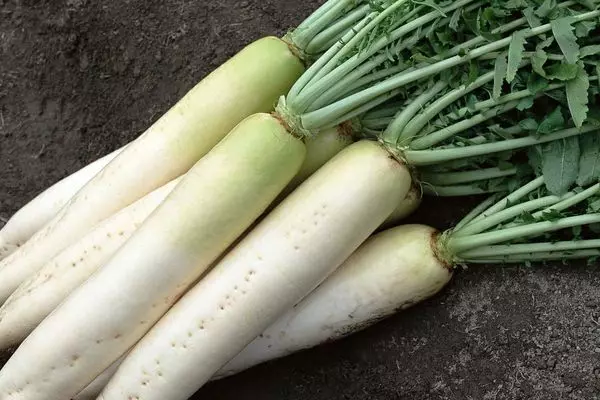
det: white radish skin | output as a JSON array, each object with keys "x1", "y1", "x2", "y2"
[
  {"x1": 71, "y1": 355, "x2": 127, "y2": 400},
  {"x1": 0, "y1": 178, "x2": 180, "y2": 350},
  {"x1": 0, "y1": 147, "x2": 124, "y2": 261},
  {"x1": 383, "y1": 185, "x2": 422, "y2": 227},
  {"x1": 98, "y1": 140, "x2": 410, "y2": 400},
  {"x1": 217, "y1": 224, "x2": 452, "y2": 377},
  {"x1": 0, "y1": 36, "x2": 304, "y2": 304},
  {"x1": 0, "y1": 126, "x2": 351, "y2": 352},
  {"x1": 0, "y1": 113, "x2": 306, "y2": 400},
  {"x1": 74, "y1": 224, "x2": 451, "y2": 399}
]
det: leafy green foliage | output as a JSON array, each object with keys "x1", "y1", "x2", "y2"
[
  {"x1": 551, "y1": 18, "x2": 581, "y2": 64},
  {"x1": 507, "y1": 31, "x2": 527, "y2": 83},
  {"x1": 541, "y1": 137, "x2": 580, "y2": 195},
  {"x1": 577, "y1": 133, "x2": 600, "y2": 186},
  {"x1": 566, "y1": 62, "x2": 590, "y2": 127}
]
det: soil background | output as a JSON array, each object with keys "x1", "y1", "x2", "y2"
[{"x1": 1, "y1": 1, "x2": 600, "y2": 399}]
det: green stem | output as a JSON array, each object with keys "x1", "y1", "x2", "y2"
[
  {"x1": 300, "y1": 10, "x2": 600, "y2": 130},
  {"x1": 461, "y1": 176, "x2": 545, "y2": 229},
  {"x1": 305, "y1": 4, "x2": 372, "y2": 54},
  {"x1": 326, "y1": 87, "x2": 406, "y2": 129},
  {"x1": 302, "y1": 2, "x2": 424, "y2": 94},
  {"x1": 465, "y1": 249, "x2": 600, "y2": 263},
  {"x1": 423, "y1": 183, "x2": 508, "y2": 197},
  {"x1": 459, "y1": 239, "x2": 600, "y2": 259},
  {"x1": 404, "y1": 125, "x2": 599, "y2": 166},
  {"x1": 295, "y1": 0, "x2": 345, "y2": 32},
  {"x1": 336, "y1": 65, "x2": 412, "y2": 101},
  {"x1": 399, "y1": 71, "x2": 495, "y2": 141},
  {"x1": 423, "y1": 77, "x2": 551, "y2": 133},
  {"x1": 286, "y1": 12, "x2": 373, "y2": 104},
  {"x1": 307, "y1": 32, "x2": 421, "y2": 112},
  {"x1": 293, "y1": 0, "x2": 477, "y2": 114},
  {"x1": 453, "y1": 194, "x2": 503, "y2": 232},
  {"x1": 383, "y1": 81, "x2": 448, "y2": 144},
  {"x1": 448, "y1": 214, "x2": 600, "y2": 254},
  {"x1": 530, "y1": 183, "x2": 600, "y2": 219},
  {"x1": 291, "y1": 0, "x2": 415, "y2": 108},
  {"x1": 421, "y1": 167, "x2": 517, "y2": 186},
  {"x1": 291, "y1": 0, "x2": 359, "y2": 51},
  {"x1": 410, "y1": 100, "x2": 522, "y2": 149},
  {"x1": 455, "y1": 194, "x2": 569, "y2": 237}
]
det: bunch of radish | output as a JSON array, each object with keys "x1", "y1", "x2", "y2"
[{"x1": 1, "y1": 0, "x2": 600, "y2": 399}]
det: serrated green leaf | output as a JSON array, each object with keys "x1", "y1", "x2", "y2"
[
  {"x1": 588, "y1": 200, "x2": 600, "y2": 214},
  {"x1": 507, "y1": 30, "x2": 527, "y2": 83},
  {"x1": 566, "y1": 62, "x2": 590, "y2": 128},
  {"x1": 551, "y1": 18, "x2": 580, "y2": 64},
  {"x1": 575, "y1": 20, "x2": 597, "y2": 38},
  {"x1": 528, "y1": 72, "x2": 549, "y2": 94},
  {"x1": 538, "y1": 107, "x2": 565, "y2": 134},
  {"x1": 580, "y1": 45, "x2": 600, "y2": 59},
  {"x1": 541, "y1": 136, "x2": 580, "y2": 195},
  {"x1": 413, "y1": 0, "x2": 447, "y2": 16},
  {"x1": 536, "y1": 36, "x2": 555, "y2": 51},
  {"x1": 546, "y1": 63, "x2": 580, "y2": 81},
  {"x1": 577, "y1": 132, "x2": 600, "y2": 186},
  {"x1": 517, "y1": 97, "x2": 535, "y2": 110},
  {"x1": 520, "y1": 118, "x2": 539, "y2": 131},
  {"x1": 529, "y1": 145, "x2": 544, "y2": 175},
  {"x1": 524, "y1": 7, "x2": 542, "y2": 28},
  {"x1": 520, "y1": 211, "x2": 537, "y2": 223},
  {"x1": 532, "y1": 49, "x2": 548, "y2": 77},
  {"x1": 449, "y1": 8, "x2": 461, "y2": 31},
  {"x1": 493, "y1": 54, "x2": 508, "y2": 99},
  {"x1": 572, "y1": 225, "x2": 582, "y2": 240},
  {"x1": 504, "y1": 0, "x2": 531, "y2": 9},
  {"x1": 535, "y1": 0, "x2": 557, "y2": 18},
  {"x1": 468, "y1": 60, "x2": 479, "y2": 84},
  {"x1": 541, "y1": 209, "x2": 564, "y2": 222}
]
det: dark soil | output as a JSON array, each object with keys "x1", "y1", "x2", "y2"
[{"x1": 1, "y1": 1, "x2": 599, "y2": 399}]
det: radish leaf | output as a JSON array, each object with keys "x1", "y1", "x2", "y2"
[
  {"x1": 507, "y1": 31, "x2": 527, "y2": 83},
  {"x1": 537, "y1": 107, "x2": 565, "y2": 134},
  {"x1": 577, "y1": 133, "x2": 600, "y2": 186},
  {"x1": 551, "y1": 18, "x2": 580, "y2": 64},
  {"x1": 541, "y1": 136, "x2": 580, "y2": 195},
  {"x1": 566, "y1": 62, "x2": 590, "y2": 128},
  {"x1": 546, "y1": 63, "x2": 581, "y2": 81},
  {"x1": 493, "y1": 53, "x2": 508, "y2": 99}
]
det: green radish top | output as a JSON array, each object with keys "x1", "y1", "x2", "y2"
[
  {"x1": 281, "y1": 0, "x2": 600, "y2": 189},
  {"x1": 431, "y1": 173, "x2": 600, "y2": 267}
]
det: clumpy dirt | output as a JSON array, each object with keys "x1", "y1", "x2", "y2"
[{"x1": 1, "y1": 1, "x2": 599, "y2": 399}]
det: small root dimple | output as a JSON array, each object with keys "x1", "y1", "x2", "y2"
[{"x1": 114, "y1": 333, "x2": 122, "y2": 339}]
